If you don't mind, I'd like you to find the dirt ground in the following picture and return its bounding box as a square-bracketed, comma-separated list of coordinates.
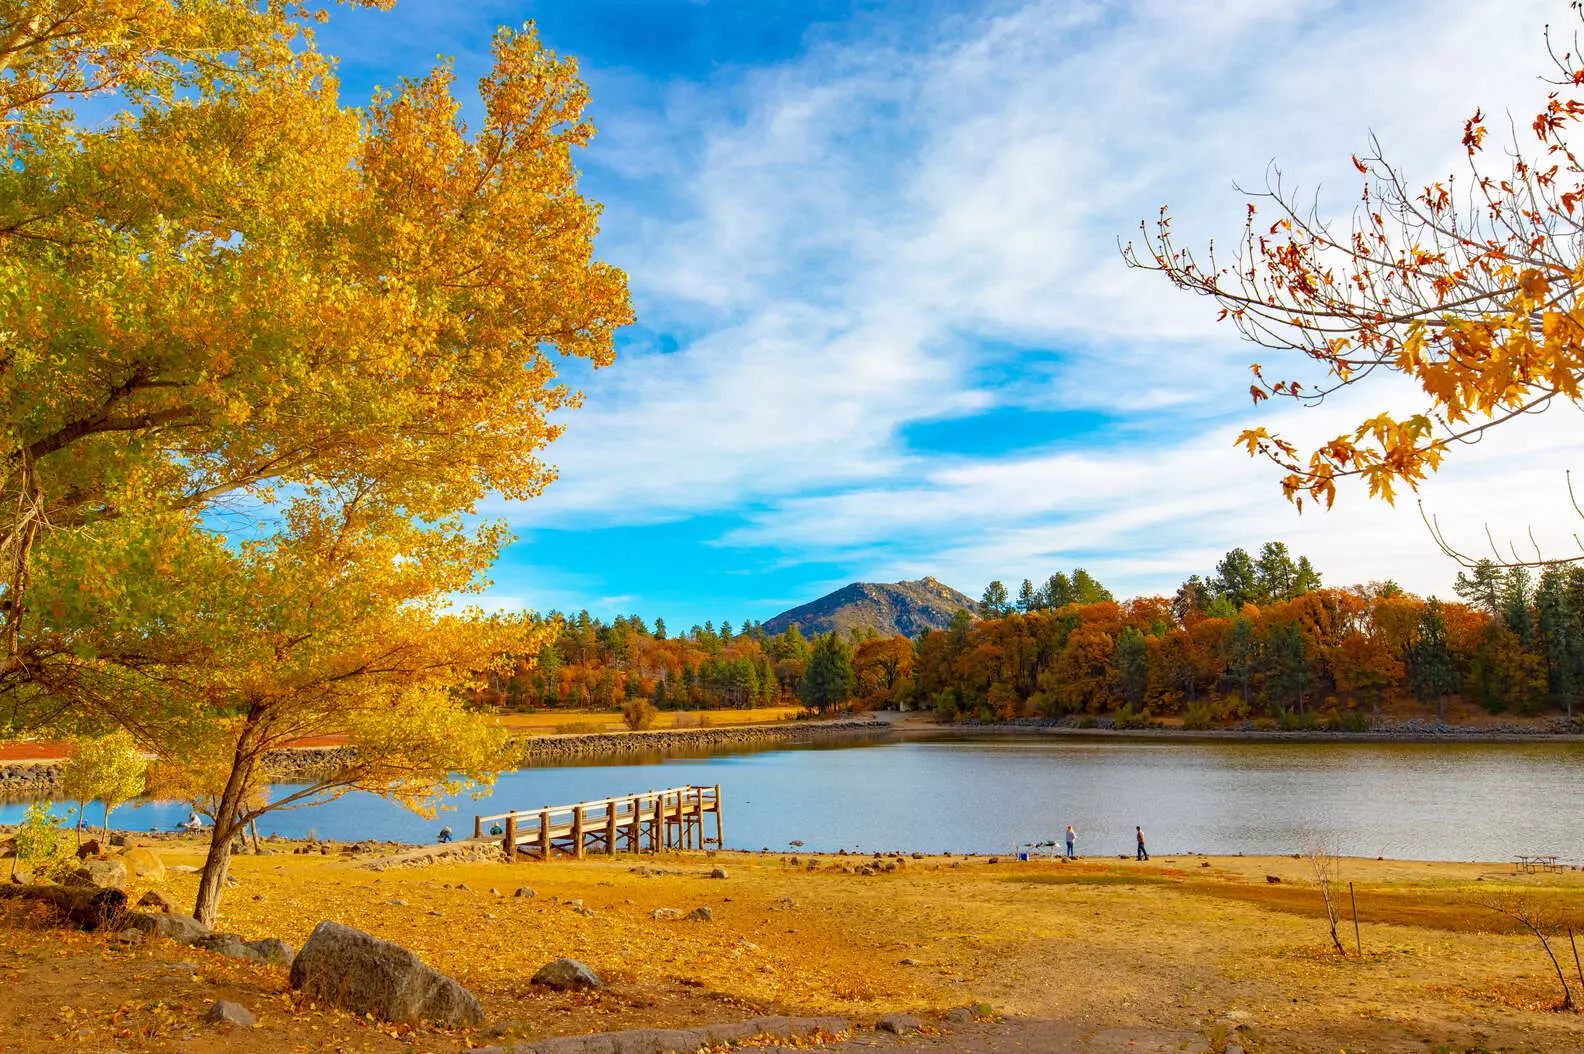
[2, 845, 1583, 1053]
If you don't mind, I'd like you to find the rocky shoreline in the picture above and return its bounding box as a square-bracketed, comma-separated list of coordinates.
[923, 714, 1584, 741]
[1, 719, 891, 799]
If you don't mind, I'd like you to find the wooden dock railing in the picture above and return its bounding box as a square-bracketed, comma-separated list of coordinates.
[474, 784, 723, 862]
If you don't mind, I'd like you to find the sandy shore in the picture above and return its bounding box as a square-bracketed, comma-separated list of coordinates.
[3, 838, 1583, 1053]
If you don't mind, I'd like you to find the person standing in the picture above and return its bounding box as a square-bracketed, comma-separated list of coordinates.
[1135, 825, 1149, 861]
[1065, 824, 1076, 860]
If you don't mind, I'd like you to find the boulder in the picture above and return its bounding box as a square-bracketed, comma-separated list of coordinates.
[204, 1000, 256, 1027]
[945, 1007, 975, 1025]
[76, 838, 103, 860]
[62, 858, 127, 891]
[197, 932, 296, 965]
[135, 889, 179, 914]
[531, 958, 603, 990]
[876, 1013, 922, 1035]
[247, 936, 295, 966]
[289, 920, 484, 1027]
[708, 867, 728, 879]
[121, 910, 211, 946]
[650, 908, 682, 921]
[121, 847, 165, 883]
[513, 887, 537, 898]
[108, 833, 131, 848]
[685, 906, 713, 923]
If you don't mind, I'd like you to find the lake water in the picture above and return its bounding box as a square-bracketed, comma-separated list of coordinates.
[6, 735, 1582, 862]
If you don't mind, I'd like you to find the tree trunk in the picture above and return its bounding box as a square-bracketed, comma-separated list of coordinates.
[191, 721, 261, 928]
[101, 802, 112, 843]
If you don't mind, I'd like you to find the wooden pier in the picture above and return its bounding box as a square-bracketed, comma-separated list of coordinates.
[473, 784, 723, 862]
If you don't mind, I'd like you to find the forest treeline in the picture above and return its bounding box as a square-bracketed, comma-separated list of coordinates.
[482, 542, 1584, 726]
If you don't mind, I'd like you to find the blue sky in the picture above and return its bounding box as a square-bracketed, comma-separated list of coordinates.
[315, 0, 1584, 629]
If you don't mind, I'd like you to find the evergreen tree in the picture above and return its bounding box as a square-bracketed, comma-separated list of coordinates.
[1043, 572, 1074, 609]
[1454, 559, 1504, 615]
[980, 580, 1011, 618]
[653, 617, 667, 640]
[1213, 548, 1262, 608]
[1264, 622, 1310, 714]
[1222, 616, 1259, 704]
[1255, 541, 1297, 601]
[799, 633, 855, 714]
[1071, 568, 1113, 604]
[1017, 578, 1037, 614]
[1405, 598, 1458, 724]
[1112, 626, 1149, 707]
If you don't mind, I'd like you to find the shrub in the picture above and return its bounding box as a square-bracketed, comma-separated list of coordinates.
[622, 697, 658, 731]
[933, 689, 960, 723]
[1252, 717, 1278, 731]
[12, 802, 72, 879]
[1276, 709, 1318, 732]
[1114, 705, 1157, 730]
[553, 720, 606, 735]
[1323, 708, 1372, 732]
[1182, 704, 1215, 731]
[672, 712, 700, 729]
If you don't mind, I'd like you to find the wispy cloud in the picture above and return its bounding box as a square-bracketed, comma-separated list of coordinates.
[484, 0, 1571, 609]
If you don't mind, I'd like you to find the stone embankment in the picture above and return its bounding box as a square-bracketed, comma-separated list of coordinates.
[0, 720, 888, 797]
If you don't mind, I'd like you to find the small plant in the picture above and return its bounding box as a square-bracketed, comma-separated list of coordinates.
[1323, 708, 1372, 733]
[1303, 834, 1348, 956]
[1482, 895, 1577, 1011]
[552, 720, 605, 735]
[1115, 705, 1156, 730]
[11, 802, 72, 880]
[672, 711, 700, 729]
[622, 697, 658, 731]
[1078, 714, 1097, 729]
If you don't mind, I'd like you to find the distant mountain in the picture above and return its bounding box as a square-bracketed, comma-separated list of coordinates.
[763, 577, 977, 639]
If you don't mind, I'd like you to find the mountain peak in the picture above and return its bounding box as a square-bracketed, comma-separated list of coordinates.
[763, 578, 977, 639]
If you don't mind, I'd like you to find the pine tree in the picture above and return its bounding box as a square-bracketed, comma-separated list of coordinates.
[1405, 598, 1459, 724]
[980, 580, 1011, 618]
[1017, 579, 1037, 614]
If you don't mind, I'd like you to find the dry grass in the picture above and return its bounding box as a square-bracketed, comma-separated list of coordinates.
[4, 847, 1584, 1052]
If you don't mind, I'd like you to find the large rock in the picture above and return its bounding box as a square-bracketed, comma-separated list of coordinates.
[121, 847, 165, 883]
[121, 909, 211, 945]
[62, 858, 127, 891]
[136, 889, 179, 914]
[531, 958, 602, 990]
[204, 1000, 256, 1027]
[289, 920, 483, 1027]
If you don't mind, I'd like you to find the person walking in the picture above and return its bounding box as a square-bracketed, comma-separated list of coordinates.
[437, 825, 453, 844]
[1135, 825, 1149, 861]
[1065, 824, 1076, 860]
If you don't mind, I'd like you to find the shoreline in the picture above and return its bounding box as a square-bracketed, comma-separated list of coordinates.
[0, 718, 891, 799]
[889, 718, 1584, 745]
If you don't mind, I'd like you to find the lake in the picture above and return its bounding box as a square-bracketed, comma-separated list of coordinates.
[6, 735, 1581, 862]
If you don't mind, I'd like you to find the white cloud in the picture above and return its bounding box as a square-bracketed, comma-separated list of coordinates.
[506, 0, 1576, 598]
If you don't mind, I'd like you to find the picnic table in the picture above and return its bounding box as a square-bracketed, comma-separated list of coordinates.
[1515, 854, 1565, 874]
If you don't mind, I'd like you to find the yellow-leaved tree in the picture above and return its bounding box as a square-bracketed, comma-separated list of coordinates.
[1125, 4, 1584, 522]
[0, 1, 630, 691]
[0, 1, 630, 924]
[58, 730, 147, 844]
[109, 493, 538, 926]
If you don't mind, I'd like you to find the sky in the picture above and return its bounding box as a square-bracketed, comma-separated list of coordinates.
[314, 0, 1584, 629]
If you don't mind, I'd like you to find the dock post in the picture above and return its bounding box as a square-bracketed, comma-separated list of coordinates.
[539, 808, 551, 860]
[474, 815, 483, 840]
[504, 813, 517, 863]
[573, 805, 586, 860]
[605, 800, 617, 856]
[713, 784, 723, 848]
[627, 796, 640, 853]
[651, 793, 662, 852]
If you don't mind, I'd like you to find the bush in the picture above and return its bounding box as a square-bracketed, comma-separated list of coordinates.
[1276, 708, 1318, 732]
[1182, 703, 1215, 731]
[1114, 704, 1157, 730]
[1078, 714, 1097, 729]
[933, 689, 960, 723]
[622, 697, 658, 731]
[1322, 708, 1372, 732]
[672, 711, 700, 729]
[552, 720, 606, 735]
[11, 802, 71, 879]
[1251, 717, 1278, 731]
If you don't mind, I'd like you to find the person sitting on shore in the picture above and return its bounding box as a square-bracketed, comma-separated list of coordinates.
[179, 811, 205, 831]
[437, 826, 453, 843]
[489, 823, 503, 836]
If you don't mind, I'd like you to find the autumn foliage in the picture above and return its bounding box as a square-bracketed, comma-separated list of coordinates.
[1127, 4, 1584, 510]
